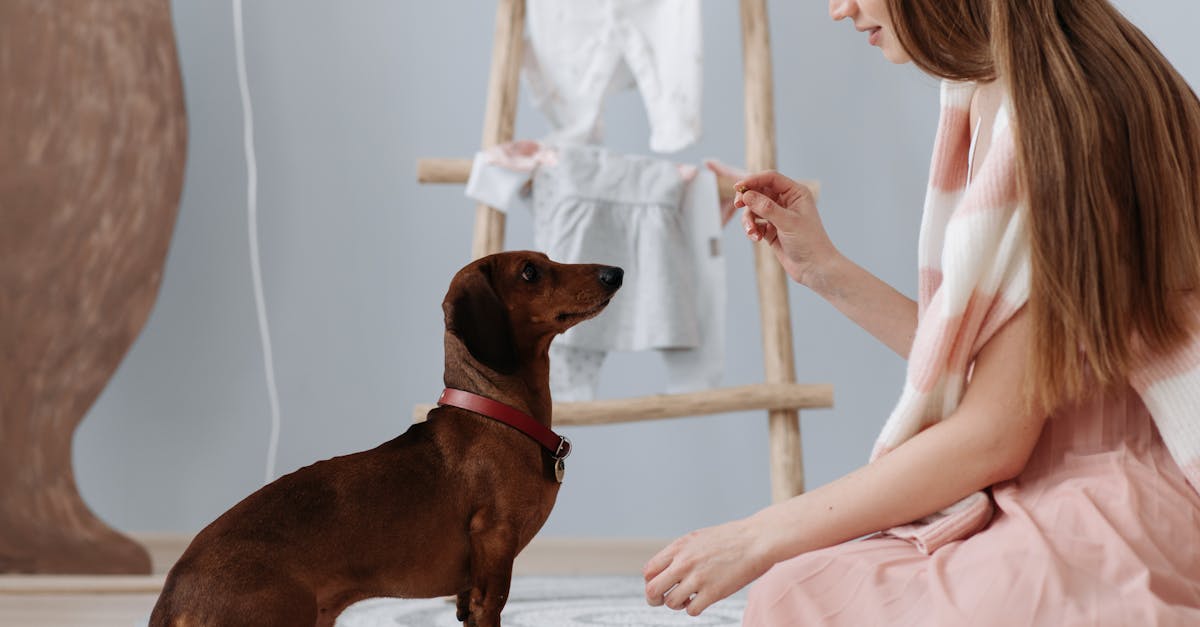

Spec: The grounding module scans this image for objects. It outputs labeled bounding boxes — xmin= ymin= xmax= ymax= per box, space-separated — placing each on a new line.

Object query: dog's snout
xmin=599 ymin=266 xmax=623 ymax=288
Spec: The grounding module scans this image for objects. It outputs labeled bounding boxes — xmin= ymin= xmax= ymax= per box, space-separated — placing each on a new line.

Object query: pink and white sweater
xmin=875 ymin=80 xmax=1200 ymax=553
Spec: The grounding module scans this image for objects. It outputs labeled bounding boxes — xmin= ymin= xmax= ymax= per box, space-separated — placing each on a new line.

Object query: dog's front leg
xmin=465 ymin=559 xmax=515 ymax=627
xmin=464 ymin=519 xmax=518 ymax=627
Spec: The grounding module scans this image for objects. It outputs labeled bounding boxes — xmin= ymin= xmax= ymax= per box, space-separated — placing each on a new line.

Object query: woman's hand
xmin=643 ymin=517 xmax=775 ymax=616
xmin=735 ymin=170 xmax=839 ymax=287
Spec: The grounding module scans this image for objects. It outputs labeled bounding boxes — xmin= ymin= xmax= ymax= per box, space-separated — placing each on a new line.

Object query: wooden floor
xmin=0 ymin=536 xmax=663 ymax=626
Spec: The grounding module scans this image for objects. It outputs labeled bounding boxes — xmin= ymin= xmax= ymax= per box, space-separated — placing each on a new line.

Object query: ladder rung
xmin=412 ymin=382 xmax=832 ymax=427
xmin=415 ymin=157 xmax=820 ymax=207
xmin=417 ymin=157 xmax=473 ymax=184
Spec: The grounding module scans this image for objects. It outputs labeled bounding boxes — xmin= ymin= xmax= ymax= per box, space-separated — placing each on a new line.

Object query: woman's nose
xmin=829 ymin=0 xmax=856 ymax=21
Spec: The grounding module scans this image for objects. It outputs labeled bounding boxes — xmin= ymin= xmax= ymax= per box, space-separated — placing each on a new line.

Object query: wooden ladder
xmin=414 ymin=0 xmax=831 ymax=503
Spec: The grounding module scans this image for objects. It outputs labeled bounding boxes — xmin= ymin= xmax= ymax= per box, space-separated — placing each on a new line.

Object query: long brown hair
xmin=888 ymin=0 xmax=1200 ymax=411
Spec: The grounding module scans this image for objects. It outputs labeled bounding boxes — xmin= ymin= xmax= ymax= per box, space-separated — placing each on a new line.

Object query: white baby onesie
xmin=522 ymin=0 xmax=702 ymax=154
xmin=662 ymin=166 xmax=725 ymax=395
xmin=465 ymin=141 xmax=726 ymax=401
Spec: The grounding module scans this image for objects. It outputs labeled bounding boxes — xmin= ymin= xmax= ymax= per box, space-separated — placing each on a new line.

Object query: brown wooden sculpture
xmin=0 ymin=0 xmax=187 ymax=573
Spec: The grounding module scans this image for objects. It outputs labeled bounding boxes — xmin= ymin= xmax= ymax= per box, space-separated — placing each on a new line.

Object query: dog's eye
xmin=521 ymin=262 xmax=539 ymax=282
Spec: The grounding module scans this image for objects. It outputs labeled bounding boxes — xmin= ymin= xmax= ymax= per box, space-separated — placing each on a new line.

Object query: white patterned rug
xmin=335 ymin=576 xmax=746 ymax=627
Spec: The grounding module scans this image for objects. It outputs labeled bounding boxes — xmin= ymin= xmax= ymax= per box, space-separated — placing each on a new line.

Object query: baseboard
xmin=136 ymin=532 xmax=191 ymax=575
xmin=0 ymin=535 xmax=668 ymax=594
xmin=509 ymin=537 xmax=667 ymax=576
xmin=0 ymin=574 xmax=166 ymax=595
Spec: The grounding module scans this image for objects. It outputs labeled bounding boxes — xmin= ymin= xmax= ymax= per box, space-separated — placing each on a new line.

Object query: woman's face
xmin=829 ymin=0 xmax=912 ymax=64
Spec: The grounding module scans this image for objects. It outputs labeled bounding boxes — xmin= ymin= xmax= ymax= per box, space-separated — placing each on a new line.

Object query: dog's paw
xmin=455 ymin=595 xmax=470 ymax=622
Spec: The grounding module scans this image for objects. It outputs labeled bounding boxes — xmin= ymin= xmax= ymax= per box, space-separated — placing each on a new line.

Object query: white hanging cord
xmin=233 ymin=0 xmax=282 ymax=485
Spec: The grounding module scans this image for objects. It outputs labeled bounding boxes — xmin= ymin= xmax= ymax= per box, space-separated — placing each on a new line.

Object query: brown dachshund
xmin=150 ymin=251 xmax=622 ymax=627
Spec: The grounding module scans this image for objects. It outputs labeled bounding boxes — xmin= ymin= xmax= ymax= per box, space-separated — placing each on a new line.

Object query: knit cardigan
xmin=874 ymin=80 xmax=1200 ymax=554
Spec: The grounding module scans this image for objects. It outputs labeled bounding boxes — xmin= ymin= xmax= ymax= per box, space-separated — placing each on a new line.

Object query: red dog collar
xmin=437 ymin=388 xmax=571 ymax=459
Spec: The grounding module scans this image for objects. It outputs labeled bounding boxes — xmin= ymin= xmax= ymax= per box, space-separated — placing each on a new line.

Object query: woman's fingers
xmin=644 ymin=542 xmax=683 ymax=606
xmin=740 ymin=207 xmax=758 ymax=239
xmin=642 ymin=540 xmax=676 ymax=581
xmin=655 ymin=569 xmax=715 ymax=615
xmin=741 ymin=190 xmax=789 ymax=244
xmin=741 ymin=208 xmax=767 ymax=242
xmin=663 ymin=578 xmax=698 ymax=611
xmin=684 ymin=589 xmax=716 ymax=617
xmin=740 ymin=189 xmax=784 ymax=221
xmin=761 ymin=220 xmax=779 ymax=246
xmin=741 ymin=207 xmax=781 ymax=245
xmin=735 ymin=171 xmax=815 ymax=212
xmin=734 ymin=170 xmax=801 ymax=203
xmin=645 ymin=565 xmax=682 ymax=606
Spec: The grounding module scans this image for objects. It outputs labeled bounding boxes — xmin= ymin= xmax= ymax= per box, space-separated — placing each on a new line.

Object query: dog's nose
xmin=599 ymin=266 xmax=623 ymax=288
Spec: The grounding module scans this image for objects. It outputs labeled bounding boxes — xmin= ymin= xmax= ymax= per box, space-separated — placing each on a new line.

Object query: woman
xmin=644 ymin=0 xmax=1200 ymax=624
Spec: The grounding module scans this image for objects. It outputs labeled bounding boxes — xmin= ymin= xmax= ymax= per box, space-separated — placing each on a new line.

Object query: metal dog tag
xmin=554 ymin=458 xmax=565 ymax=483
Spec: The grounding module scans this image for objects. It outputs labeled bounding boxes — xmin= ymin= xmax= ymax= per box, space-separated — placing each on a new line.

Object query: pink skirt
xmin=744 ymin=384 xmax=1200 ymax=626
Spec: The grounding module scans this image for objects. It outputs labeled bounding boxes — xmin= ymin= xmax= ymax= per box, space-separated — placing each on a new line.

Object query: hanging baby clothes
xmin=662 ymin=166 xmax=725 ymax=395
xmin=466 ymin=141 xmax=725 ymax=401
xmin=522 ymin=0 xmax=702 ymax=154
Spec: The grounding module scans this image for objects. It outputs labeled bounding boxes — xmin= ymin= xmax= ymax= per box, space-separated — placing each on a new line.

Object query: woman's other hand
xmin=643 ymin=517 xmax=774 ymax=616
xmin=736 ymin=170 xmax=839 ymax=287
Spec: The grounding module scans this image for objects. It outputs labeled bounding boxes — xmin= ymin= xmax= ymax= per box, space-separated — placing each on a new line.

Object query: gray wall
xmin=75 ymin=1 xmax=1199 ymax=538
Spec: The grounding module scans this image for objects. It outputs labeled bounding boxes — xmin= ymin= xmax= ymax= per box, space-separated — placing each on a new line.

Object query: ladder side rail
xmin=740 ymin=0 xmax=806 ymax=502
xmin=472 ymin=0 xmax=526 ymax=259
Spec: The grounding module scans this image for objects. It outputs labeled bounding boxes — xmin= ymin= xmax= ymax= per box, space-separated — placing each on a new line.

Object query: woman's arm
xmin=734 ymin=171 xmax=918 ymax=358
xmin=805 ymin=252 xmax=918 ymax=359
xmin=644 ymin=308 xmax=1046 ymax=616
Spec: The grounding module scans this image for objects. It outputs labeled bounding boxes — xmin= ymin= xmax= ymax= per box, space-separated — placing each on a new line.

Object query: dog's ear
xmin=444 ymin=264 xmax=518 ymax=374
